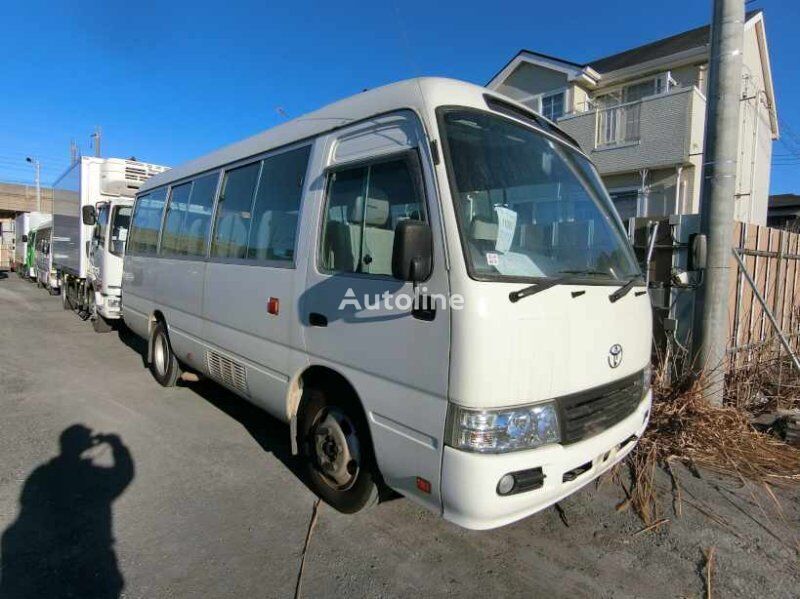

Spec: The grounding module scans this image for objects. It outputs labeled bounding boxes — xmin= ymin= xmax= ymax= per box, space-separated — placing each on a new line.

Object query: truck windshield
xmin=110 ymin=206 xmax=132 ymax=257
xmin=439 ymin=108 xmax=639 ymax=283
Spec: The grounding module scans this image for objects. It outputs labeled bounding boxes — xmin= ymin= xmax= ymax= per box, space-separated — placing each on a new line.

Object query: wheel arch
xmin=286 ymin=364 xmax=372 ymax=457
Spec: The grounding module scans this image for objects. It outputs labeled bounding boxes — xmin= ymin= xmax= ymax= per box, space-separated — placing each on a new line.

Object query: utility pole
xmin=90 ymin=126 xmax=102 ymax=157
xmin=25 ymin=157 xmax=41 ymax=213
xmin=692 ymin=0 xmax=745 ymax=404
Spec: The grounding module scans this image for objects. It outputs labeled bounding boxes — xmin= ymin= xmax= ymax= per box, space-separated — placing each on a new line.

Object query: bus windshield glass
xmin=439 ymin=108 xmax=639 ymax=283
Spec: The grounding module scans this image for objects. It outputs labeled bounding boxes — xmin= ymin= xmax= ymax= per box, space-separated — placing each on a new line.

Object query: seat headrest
xmin=351 ymin=196 xmax=389 ymax=227
xmin=470 ymin=218 xmax=498 ymax=241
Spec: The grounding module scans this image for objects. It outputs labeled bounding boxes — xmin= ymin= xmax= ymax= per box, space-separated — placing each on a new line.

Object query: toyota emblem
xmin=608 ymin=344 xmax=623 ymax=368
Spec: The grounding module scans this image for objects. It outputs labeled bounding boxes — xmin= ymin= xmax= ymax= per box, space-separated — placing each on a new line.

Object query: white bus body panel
xmin=122 ymin=78 xmax=653 ymax=529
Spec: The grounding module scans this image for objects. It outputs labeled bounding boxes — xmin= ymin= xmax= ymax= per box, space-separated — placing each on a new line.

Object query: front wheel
xmin=149 ymin=322 xmax=181 ymax=387
xmin=298 ymin=388 xmax=379 ymax=514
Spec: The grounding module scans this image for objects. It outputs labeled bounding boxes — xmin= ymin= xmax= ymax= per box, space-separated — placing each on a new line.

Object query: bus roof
xmin=139 ymin=77 xmax=527 ymax=193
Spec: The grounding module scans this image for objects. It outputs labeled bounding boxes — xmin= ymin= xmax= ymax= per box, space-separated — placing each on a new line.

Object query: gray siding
xmin=558 ymin=87 xmax=699 ymax=175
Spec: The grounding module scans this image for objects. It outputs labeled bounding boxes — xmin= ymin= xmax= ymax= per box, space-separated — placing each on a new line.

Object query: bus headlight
xmin=643 ymin=363 xmax=652 ymax=395
xmin=447 ymin=402 xmax=560 ymax=453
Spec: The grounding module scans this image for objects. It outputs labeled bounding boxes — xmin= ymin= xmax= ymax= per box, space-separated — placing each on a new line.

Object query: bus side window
xmin=211 ymin=163 xmax=260 ymax=260
xmin=180 ymin=173 xmax=218 ymax=257
xmin=129 ymin=188 xmax=168 ymax=255
xmin=247 ymin=146 xmax=310 ymax=263
xmin=320 ymin=154 xmax=426 ymax=276
xmin=161 ymin=183 xmax=192 ymax=256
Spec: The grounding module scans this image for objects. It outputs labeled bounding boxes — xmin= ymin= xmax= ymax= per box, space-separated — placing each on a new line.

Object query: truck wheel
xmin=62 ymin=286 xmax=71 ymax=310
xmin=298 ymin=388 xmax=379 ymax=514
xmin=149 ymin=322 xmax=181 ymax=387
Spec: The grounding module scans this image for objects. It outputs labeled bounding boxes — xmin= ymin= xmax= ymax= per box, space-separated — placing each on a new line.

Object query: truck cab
xmin=86 ymin=199 xmax=133 ymax=332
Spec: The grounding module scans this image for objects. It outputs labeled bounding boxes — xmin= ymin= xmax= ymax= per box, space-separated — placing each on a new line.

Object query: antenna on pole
xmin=90 ymin=126 xmax=102 ymax=158
xmin=70 ymin=139 xmax=79 ymax=165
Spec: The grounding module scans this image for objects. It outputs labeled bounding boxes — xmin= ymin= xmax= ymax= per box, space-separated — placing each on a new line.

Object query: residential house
xmin=487 ymin=10 xmax=778 ymax=225
xmin=767 ymin=194 xmax=800 ymax=231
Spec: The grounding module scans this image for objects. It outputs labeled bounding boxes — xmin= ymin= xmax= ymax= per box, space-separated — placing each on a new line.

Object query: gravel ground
xmin=0 ymin=273 xmax=797 ymax=598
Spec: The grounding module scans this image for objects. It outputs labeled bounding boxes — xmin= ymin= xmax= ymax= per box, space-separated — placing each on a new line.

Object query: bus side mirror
xmin=82 ymin=205 xmax=96 ymax=226
xmin=21 ymin=234 xmax=28 ymax=243
xmin=689 ymin=233 xmax=707 ymax=271
xmin=392 ymin=220 xmax=433 ymax=282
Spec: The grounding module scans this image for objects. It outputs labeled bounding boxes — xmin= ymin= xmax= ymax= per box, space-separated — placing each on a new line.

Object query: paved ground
xmin=0 ymin=273 xmax=798 ymax=598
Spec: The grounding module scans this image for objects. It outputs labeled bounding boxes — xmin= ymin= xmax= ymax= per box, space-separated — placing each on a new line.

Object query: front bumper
xmin=96 ymin=291 xmax=122 ymax=319
xmin=441 ymin=391 xmax=652 ymax=530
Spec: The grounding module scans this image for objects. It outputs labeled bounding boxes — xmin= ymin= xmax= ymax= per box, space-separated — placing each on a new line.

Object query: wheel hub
xmin=312 ymin=409 xmax=360 ymax=490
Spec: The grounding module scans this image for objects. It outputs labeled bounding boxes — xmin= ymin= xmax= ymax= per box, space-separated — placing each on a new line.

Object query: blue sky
xmin=1 ymin=0 xmax=798 ymax=193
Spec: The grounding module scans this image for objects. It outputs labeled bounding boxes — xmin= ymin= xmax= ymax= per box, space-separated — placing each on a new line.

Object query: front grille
xmin=557 ymin=371 xmax=644 ymax=445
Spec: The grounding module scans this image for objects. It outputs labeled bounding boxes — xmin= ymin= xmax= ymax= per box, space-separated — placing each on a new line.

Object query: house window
xmin=541 ymin=91 xmax=565 ymax=121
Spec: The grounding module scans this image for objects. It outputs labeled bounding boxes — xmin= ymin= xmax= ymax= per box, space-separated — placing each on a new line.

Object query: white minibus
xmin=122 ymin=78 xmax=652 ymax=530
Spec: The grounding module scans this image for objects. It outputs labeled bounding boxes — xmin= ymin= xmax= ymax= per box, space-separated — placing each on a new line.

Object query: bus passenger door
xmin=301 ymin=112 xmax=450 ymax=511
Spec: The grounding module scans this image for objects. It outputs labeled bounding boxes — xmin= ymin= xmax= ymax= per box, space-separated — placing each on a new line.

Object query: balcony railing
xmin=596 ymin=102 xmax=641 ymax=147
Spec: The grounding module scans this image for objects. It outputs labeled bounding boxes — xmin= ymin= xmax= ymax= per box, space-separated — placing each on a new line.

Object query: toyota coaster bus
xmin=122 ymin=78 xmax=652 ymax=530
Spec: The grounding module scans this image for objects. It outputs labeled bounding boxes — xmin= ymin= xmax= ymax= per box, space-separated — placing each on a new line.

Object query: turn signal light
xmin=267 ymin=297 xmax=280 ymax=315
xmin=416 ymin=477 xmax=431 ymax=494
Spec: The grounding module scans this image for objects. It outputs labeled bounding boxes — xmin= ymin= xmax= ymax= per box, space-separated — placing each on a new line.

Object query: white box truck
xmin=52 ymin=157 xmax=168 ymax=320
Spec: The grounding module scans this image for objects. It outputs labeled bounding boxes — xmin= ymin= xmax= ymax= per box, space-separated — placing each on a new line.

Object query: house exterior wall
xmin=494 ymin=63 xmax=569 ymax=104
xmin=731 ymin=25 xmax=773 ymax=225
xmin=570 ymin=84 xmax=591 ymax=113
xmin=558 ymin=87 xmax=699 ymax=174
xmin=489 ymin=15 xmax=775 ymax=225
xmin=670 ymin=63 xmax=707 ymax=93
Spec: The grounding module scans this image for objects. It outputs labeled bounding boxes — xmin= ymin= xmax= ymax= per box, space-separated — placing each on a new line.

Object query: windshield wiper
xmin=558 ymin=269 xmax=612 ymax=277
xmin=509 ymin=276 xmax=569 ymax=303
xmin=609 ymin=275 xmax=645 ymax=303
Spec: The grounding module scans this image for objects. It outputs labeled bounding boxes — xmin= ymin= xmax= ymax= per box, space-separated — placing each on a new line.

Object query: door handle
xmin=309 ymin=312 xmax=328 ymax=327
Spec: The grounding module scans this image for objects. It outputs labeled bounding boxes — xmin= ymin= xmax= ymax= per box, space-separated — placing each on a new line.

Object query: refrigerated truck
xmin=13 ymin=212 xmax=50 ymax=275
xmin=52 ymin=157 xmax=168 ymax=316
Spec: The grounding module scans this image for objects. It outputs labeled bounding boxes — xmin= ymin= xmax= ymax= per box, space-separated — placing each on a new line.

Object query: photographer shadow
xmin=0 ymin=424 xmax=134 ymax=599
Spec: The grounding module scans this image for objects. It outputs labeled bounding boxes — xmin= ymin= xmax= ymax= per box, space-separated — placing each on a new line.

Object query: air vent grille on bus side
xmin=206 ymin=351 xmax=249 ymax=395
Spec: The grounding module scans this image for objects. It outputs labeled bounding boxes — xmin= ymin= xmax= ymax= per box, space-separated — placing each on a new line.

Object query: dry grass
xmin=622 ymin=353 xmax=800 ymax=527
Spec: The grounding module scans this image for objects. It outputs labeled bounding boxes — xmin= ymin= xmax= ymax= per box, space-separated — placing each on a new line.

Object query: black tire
xmin=149 ymin=322 xmax=181 ymax=387
xmin=298 ymin=387 xmax=379 ymax=514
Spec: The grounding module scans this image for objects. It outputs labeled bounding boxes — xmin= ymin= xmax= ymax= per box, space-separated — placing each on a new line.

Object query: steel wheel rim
xmin=312 ymin=408 xmax=361 ymax=491
xmin=153 ymin=332 xmax=168 ymax=376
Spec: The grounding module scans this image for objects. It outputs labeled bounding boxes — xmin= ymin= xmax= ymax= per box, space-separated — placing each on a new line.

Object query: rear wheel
xmin=298 ymin=388 xmax=379 ymax=513
xmin=149 ymin=322 xmax=181 ymax=387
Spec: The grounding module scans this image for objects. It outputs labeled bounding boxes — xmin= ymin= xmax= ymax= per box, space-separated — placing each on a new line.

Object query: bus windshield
xmin=439 ymin=108 xmax=639 ymax=283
